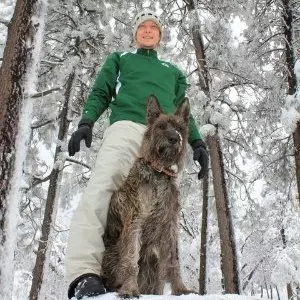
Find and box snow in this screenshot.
[295,59,300,82]
[70,293,264,300]
[281,103,300,134]
[200,124,216,138]
[230,16,247,47]
[26,0,48,95]
[281,59,300,134]
[0,1,14,58]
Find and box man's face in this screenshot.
[136,20,161,49]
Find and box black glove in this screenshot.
[68,119,93,156]
[191,139,209,179]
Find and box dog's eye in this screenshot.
[172,123,184,133]
[157,122,167,130]
[176,124,185,133]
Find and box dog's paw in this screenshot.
[118,291,140,299]
[118,293,140,299]
[172,288,197,295]
[117,284,140,299]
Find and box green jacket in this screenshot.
[82,48,202,143]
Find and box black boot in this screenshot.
[68,274,106,299]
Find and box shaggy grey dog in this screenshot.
[102,95,193,297]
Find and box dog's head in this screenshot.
[140,95,190,169]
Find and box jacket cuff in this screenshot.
[190,139,207,150]
[78,119,94,128]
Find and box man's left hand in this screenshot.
[191,139,209,179]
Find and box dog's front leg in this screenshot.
[168,243,196,295]
[116,216,142,298]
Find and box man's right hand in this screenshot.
[68,120,93,156]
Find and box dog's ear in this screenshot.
[147,95,162,125]
[175,97,190,123]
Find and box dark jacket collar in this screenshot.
[136,48,158,58]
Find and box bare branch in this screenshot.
[114,17,130,27]
[31,119,54,130]
[65,157,91,170]
[41,59,64,66]
[31,87,62,98]
[51,9,77,28]
[0,18,9,26]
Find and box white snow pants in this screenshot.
[65,120,147,285]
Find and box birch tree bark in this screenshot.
[183,0,240,293]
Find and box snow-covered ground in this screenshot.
[71,293,266,300]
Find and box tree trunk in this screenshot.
[182,2,211,294]
[282,1,299,292]
[265,282,269,299]
[242,258,264,291]
[0,0,39,245]
[29,71,75,300]
[281,227,294,300]
[275,285,281,300]
[199,175,209,294]
[296,284,300,300]
[184,0,240,293]
[207,134,240,293]
[0,0,44,298]
[287,283,293,300]
[281,0,300,204]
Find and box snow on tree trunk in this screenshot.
[184,0,240,293]
[182,3,210,292]
[207,134,240,293]
[29,71,75,300]
[282,0,300,204]
[0,0,46,298]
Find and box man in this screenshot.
[66,10,209,299]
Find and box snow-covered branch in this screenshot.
[0,18,9,26]
[65,157,91,170]
[31,87,62,98]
